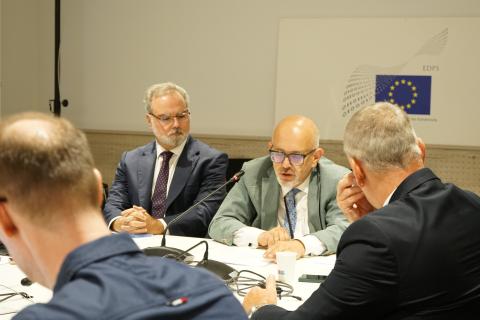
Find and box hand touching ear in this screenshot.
[336,173,374,222]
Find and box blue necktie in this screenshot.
[284,188,300,237]
[151,151,173,218]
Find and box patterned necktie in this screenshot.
[284,188,300,237]
[151,151,173,218]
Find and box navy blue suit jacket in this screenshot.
[103,136,228,237]
[253,168,480,320]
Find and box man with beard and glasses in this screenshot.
[104,82,228,237]
[209,115,349,259]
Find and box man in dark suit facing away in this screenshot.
[103,82,228,237]
[244,102,480,319]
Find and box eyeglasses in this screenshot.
[269,149,316,166]
[149,110,190,125]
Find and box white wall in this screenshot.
[1,0,53,117]
[2,0,480,136]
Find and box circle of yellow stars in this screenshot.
[387,79,419,110]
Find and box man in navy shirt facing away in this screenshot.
[0,112,247,320]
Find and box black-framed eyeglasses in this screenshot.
[149,110,190,125]
[269,149,316,166]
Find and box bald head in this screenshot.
[269,115,323,188]
[0,113,98,225]
[272,115,320,150]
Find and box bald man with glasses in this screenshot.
[103,82,228,237]
[209,115,349,258]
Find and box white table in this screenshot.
[135,235,335,310]
[0,257,51,319]
[0,235,335,319]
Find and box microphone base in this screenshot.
[196,259,237,283]
[143,246,194,263]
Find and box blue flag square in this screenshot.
[375,75,432,115]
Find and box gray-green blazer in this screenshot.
[208,156,350,254]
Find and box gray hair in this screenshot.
[143,82,190,113]
[343,102,421,171]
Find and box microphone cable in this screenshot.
[228,269,302,301]
[165,240,209,263]
[0,283,34,316]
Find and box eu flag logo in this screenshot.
[375,75,432,115]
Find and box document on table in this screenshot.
[209,247,272,267]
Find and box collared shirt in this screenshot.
[383,189,396,207]
[233,174,326,255]
[152,138,188,196]
[14,234,246,320]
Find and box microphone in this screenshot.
[143,170,245,261]
[195,241,237,283]
[169,240,237,283]
[167,240,209,261]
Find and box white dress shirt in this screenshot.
[233,175,326,255]
[152,139,187,196]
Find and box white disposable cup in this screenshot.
[276,251,297,284]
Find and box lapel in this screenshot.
[261,166,281,229]
[166,136,198,208]
[307,165,323,229]
[137,141,156,211]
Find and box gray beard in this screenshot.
[275,175,298,189]
[157,132,187,149]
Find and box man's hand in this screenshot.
[112,207,147,233]
[242,275,277,315]
[263,240,305,260]
[336,173,375,222]
[112,206,165,234]
[257,226,291,248]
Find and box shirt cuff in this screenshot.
[233,226,265,247]
[108,216,121,231]
[159,219,168,234]
[297,235,326,256]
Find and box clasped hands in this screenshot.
[257,226,305,260]
[112,205,165,234]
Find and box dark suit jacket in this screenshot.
[253,168,480,320]
[103,136,228,237]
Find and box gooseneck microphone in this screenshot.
[143,170,245,261]
[195,241,237,283]
[169,240,237,283]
